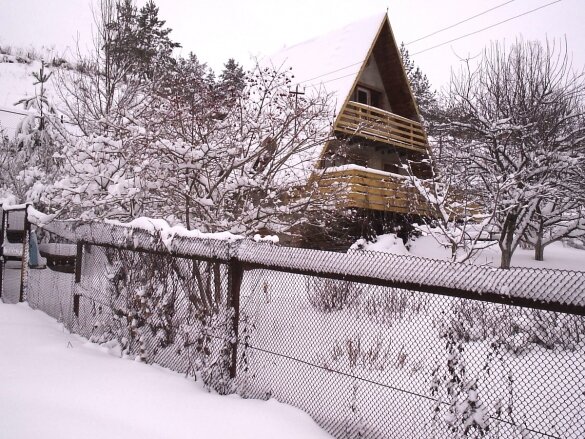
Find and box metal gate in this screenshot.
[0,205,30,303]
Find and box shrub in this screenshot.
[306,277,361,312]
[353,287,428,326]
[438,299,585,352]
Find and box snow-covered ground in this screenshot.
[354,233,585,271]
[0,302,331,439]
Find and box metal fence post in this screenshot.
[74,242,83,283]
[228,259,244,379]
[0,208,5,300]
[72,242,84,318]
[19,205,31,303]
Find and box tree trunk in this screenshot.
[500,249,513,269]
[534,212,545,261]
[535,238,545,261]
[499,215,517,269]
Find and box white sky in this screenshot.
[0,0,583,90]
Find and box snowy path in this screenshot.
[0,302,331,439]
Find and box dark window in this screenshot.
[356,88,369,105]
[355,86,383,109]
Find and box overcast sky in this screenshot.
[1,0,583,89]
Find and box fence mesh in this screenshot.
[10,219,585,438]
[238,270,585,438]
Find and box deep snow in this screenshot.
[0,302,331,439]
[354,232,585,271]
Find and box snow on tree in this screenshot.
[143,61,335,234]
[443,39,585,268]
[45,0,336,235]
[526,198,585,261]
[0,61,65,206]
[107,0,181,80]
[45,0,161,220]
[404,149,496,263]
[218,58,246,106]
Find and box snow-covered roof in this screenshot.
[265,13,387,115]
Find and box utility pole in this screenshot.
[289,84,305,134]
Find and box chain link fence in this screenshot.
[6,215,585,438]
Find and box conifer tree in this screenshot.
[109,0,180,80]
[399,43,436,121]
[219,58,245,99]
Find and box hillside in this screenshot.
[0,54,55,136]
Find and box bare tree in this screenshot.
[144,61,335,235]
[47,2,336,236]
[445,39,585,268]
[405,143,497,263]
[47,0,162,220]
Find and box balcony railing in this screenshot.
[317,165,431,216]
[335,101,428,154]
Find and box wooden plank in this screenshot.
[335,118,427,144]
[340,108,427,136]
[319,175,407,191]
[346,101,423,126]
[337,119,428,147]
[320,168,409,180]
[316,166,434,216]
[338,113,428,143]
[335,127,428,153]
[319,189,429,215]
[340,108,427,138]
[318,188,430,215]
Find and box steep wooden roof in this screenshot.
[266,13,420,122]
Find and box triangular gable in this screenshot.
[367,16,420,121]
[266,13,387,116]
[264,12,424,173]
[266,13,420,122]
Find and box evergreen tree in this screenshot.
[108,0,139,72]
[399,43,436,122]
[109,0,180,80]
[219,58,245,99]
[14,61,58,165]
[135,0,180,78]
[10,61,63,204]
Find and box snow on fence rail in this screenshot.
[36,217,585,314]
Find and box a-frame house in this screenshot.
[269,13,431,217]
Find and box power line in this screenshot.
[405,0,516,45]
[0,107,31,118]
[296,0,562,89]
[412,0,562,56]
[0,108,73,126]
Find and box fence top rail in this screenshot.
[32,217,585,314]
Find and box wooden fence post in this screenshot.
[227,259,244,379]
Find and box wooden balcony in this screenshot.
[335,101,428,154]
[317,166,431,216]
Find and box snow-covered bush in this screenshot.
[104,249,180,361]
[438,299,585,353]
[326,334,390,371]
[430,330,491,437]
[351,287,428,326]
[82,243,237,394]
[306,278,361,313]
